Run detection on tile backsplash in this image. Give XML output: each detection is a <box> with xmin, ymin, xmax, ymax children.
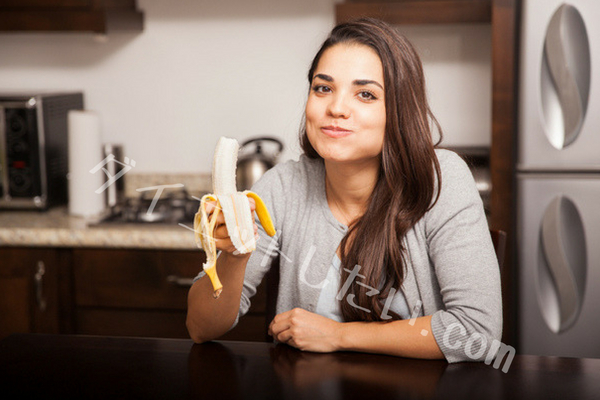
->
<box><xmin>124</xmin><ymin>173</ymin><xmax>212</xmax><ymax>199</ymax></box>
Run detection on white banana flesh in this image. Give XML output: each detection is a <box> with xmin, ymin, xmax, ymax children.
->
<box><xmin>194</xmin><ymin>137</ymin><xmax>276</xmax><ymax>299</ymax></box>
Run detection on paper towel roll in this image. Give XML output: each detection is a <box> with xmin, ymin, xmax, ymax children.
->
<box><xmin>68</xmin><ymin>110</ymin><xmax>106</xmax><ymax>217</ymax></box>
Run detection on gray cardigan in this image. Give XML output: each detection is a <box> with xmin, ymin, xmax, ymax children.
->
<box><xmin>199</xmin><ymin>149</ymin><xmax>502</xmax><ymax>363</ymax></box>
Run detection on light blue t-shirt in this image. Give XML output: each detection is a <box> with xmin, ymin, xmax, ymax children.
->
<box><xmin>315</xmin><ymin>254</ymin><xmax>411</xmax><ymax>321</ymax></box>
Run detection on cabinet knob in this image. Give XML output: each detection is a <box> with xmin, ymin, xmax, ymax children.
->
<box><xmin>34</xmin><ymin>261</ymin><xmax>47</xmax><ymax>312</ymax></box>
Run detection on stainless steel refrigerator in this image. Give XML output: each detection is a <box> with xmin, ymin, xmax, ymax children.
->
<box><xmin>517</xmin><ymin>0</ymin><xmax>600</xmax><ymax>358</ymax></box>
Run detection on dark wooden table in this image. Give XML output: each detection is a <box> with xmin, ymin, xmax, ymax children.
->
<box><xmin>1</xmin><ymin>333</ymin><xmax>600</xmax><ymax>399</ymax></box>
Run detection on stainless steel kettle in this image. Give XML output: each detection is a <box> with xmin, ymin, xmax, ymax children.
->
<box><xmin>236</xmin><ymin>137</ymin><xmax>284</xmax><ymax>190</ymax></box>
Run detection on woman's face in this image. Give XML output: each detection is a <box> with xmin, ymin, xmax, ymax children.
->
<box><xmin>305</xmin><ymin>43</ymin><xmax>386</xmax><ymax>165</ymax></box>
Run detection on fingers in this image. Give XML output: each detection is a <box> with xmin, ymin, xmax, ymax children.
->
<box><xmin>205</xmin><ymin>198</ymin><xmax>256</xmax><ymax>221</ymax></box>
<box><xmin>268</xmin><ymin>309</ymin><xmax>308</xmax><ymax>346</ymax></box>
<box><xmin>203</xmin><ymin>199</ymin><xmax>259</xmax><ymax>254</ymax></box>
<box><xmin>269</xmin><ymin>311</ymin><xmax>294</xmax><ymax>339</ymax></box>
<box><xmin>212</xmin><ymin>220</ymin><xmax>258</xmax><ymax>240</ymax></box>
<box><xmin>206</xmin><ymin>197</ymin><xmax>256</xmax><ymax>212</ymax></box>
<box><xmin>276</xmin><ymin>331</ymin><xmax>294</xmax><ymax>345</ymax></box>
<box><xmin>247</xmin><ymin>196</ymin><xmax>256</xmax><ymax>212</ymax></box>
<box><xmin>270</xmin><ymin>321</ymin><xmax>292</xmax><ymax>343</ymax></box>
<box><xmin>204</xmin><ymin>200</ymin><xmax>219</xmax><ymax>215</ymax></box>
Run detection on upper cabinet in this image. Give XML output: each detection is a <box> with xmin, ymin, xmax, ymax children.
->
<box><xmin>0</xmin><ymin>0</ymin><xmax>144</xmax><ymax>33</ymax></box>
<box><xmin>336</xmin><ymin>0</ymin><xmax>492</xmax><ymax>24</ymax></box>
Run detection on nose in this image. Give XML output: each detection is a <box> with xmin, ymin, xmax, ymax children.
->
<box><xmin>327</xmin><ymin>93</ymin><xmax>350</xmax><ymax>119</ymax></box>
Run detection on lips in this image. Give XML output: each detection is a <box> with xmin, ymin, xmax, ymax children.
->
<box><xmin>321</xmin><ymin>125</ymin><xmax>352</xmax><ymax>138</ymax></box>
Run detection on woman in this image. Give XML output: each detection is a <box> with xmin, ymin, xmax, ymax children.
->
<box><xmin>187</xmin><ymin>18</ymin><xmax>502</xmax><ymax>363</ymax></box>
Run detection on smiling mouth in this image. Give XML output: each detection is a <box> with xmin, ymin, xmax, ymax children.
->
<box><xmin>321</xmin><ymin>125</ymin><xmax>353</xmax><ymax>138</ymax></box>
<box><xmin>322</xmin><ymin>125</ymin><xmax>351</xmax><ymax>132</ymax></box>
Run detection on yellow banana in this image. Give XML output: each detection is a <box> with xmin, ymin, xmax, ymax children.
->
<box><xmin>194</xmin><ymin>137</ymin><xmax>276</xmax><ymax>298</ymax></box>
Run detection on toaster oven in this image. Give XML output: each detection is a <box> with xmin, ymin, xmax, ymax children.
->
<box><xmin>0</xmin><ymin>92</ymin><xmax>83</xmax><ymax>209</ymax></box>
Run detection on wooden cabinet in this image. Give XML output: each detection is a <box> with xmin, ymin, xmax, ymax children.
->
<box><xmin>70</xmin><ymin>248</ymin><xmax>269</xmax><ymax>341</ymax></box>
<box><xmin>0</xmin><ymin>246</ymin><xmax>270</xmax><ymax>342</ymax></box>
<box><xmin>0</xmin><ymin>248</ymin><xmax>64</xmax><ymax>339</ymax></box>
<box><xmin>0</xmin><ymin>0</ymin><xmax>144</xmax><ymax>33</ymax></box>
<box><xmin>336</xmin><ymin>0</ymin><xmax>492</xmax><ymax>25</ymax></box>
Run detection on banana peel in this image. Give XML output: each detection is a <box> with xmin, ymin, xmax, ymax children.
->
<box><xmin>194</xmin><ymin>137</ymin><xmax>276</xmax><ymax>298</ymax></box>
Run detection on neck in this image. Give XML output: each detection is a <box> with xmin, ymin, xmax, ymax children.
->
<box><xmin>324</xmin><ymin>158</ymin><xmax>379</xmax><ymax>224</ymax></box>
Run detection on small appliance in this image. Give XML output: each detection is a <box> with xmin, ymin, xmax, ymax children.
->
<box><xmin>0</xmin><ymin>92</ymin><xmax>84</xmax><ymax>209</ymax></box>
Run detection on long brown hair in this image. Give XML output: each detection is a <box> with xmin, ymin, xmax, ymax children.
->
<box><xmin>300</xmin><ymin>18</ymin><xmax>443</xmax><ymax>322</ymax></box>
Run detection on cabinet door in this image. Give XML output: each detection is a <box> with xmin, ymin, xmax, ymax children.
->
<box><xmin>72</xmin><ymin>248</ymin><xmax>268</xmax><ymax>341</ymax></box>
<box><xmin>73</xmin><ymin>249</ymin><xmax>202</xmax><ymax>310</ymax></box>
<box><xmin>0</xmin><ymin>0</ymin><xmax>144</xmax><ymax>33</ymax></box>
<box><xmin>72</xmin><ymin>249</ymin><xmax>200</xmax><ymax>339</ymax></box>
<box><xmin>0</xmin><ymin>248</ymin><xmax>60</xmax><ymax>339</ymax></box>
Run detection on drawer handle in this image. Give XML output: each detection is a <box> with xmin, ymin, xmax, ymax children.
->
<box><xmin>35</xmin><ymin>261</ymin><xmax>47</xmax><ymax>312</ymax></box>
<box><xmin>166</xmin><ymin>275</ymin><xmax>195</xmax><ymax>287</ymax></box>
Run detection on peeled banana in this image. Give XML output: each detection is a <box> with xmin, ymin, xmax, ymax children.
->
<box><xmin>194</xmin><ymin>137</ymin><xmax>276</xmax><ymax>299</ymax></box>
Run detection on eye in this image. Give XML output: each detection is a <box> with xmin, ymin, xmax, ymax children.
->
<box><xmin>358</xmin><ymin>90</ymin><xmax>377</xmax><ymax>101</ymax></box>
<box><xmin>311</xmin><ymin>84</ymin><xmax>331</xmax><ymax>94</ymax></box>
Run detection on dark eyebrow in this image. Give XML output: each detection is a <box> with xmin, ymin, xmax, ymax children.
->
<box><xmin>353</xmin><ymin>79</ymin><xmax>383</xmax><ymax>90</ymax></box>
<box><xmin>313</xmin><ymin>73</ymin><xmax>333</xmax><ymax>82</ymax></box>
<box><xmin>313</xmin><ymin>74</ymin><xmax>383</xmax><ymax>90</ymax></box>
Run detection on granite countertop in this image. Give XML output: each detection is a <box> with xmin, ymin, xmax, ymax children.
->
<box><xmin>0</xmin><ymin>207</ymin><xmax>200</xmax><ymax>250</ymax></box>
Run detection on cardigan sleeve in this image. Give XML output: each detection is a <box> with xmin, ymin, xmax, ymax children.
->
<box><xmin>426</xmin><ymin>150</ymin><xmax>503</xmax><ymax>363</ymax></box>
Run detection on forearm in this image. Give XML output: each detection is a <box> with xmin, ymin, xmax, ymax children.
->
<box><xmin>186</xmin><ymin>252</ymin><xmax>250</xmax><ymax>343</ymax></box>
<box><xmin>338</xmin><ymin>315</ymin><xmax>445</xmax><ymax>360</ymax></box>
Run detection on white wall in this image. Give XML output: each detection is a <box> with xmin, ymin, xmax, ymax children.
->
<box><xmin>0</xmin><ymin>0</ymin><xmax>490</xmax><ymax>173</ymax></box>
<box><xmin>398</xmin><ymin>24</ymin><xmax>492</xmax><ymax>147</ymax></box>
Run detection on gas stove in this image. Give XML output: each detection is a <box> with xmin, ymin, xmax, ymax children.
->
<box><xmin>96</xmin><ymin>188</ymin><xmax>202</xmax><ymax>225</ymax></box>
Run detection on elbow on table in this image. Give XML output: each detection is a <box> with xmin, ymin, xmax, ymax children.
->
<box><xmin>434</xmin><ymin>312</ymin><xmax>504</xmax><ymax>363</ymax></box>
<box><xmin>186</xmin><ymin>317</ymin><xmax>206</xmax><ymax>344</ymax></box>
<box><xmin>439</xmin><ymin>328</ymin><xmax>504</xmax><ymax>363</ymax></box>
<box><xmin>186</xmin><ymin>313</ymin><xmax>220</xmax><ymax>344</ymax></box>
<box><xmin>186</xmin><ymin>313</ymin><xmax>239</xmax><ymax>344</ymax></box>
<box><xmin>481</xmin><ymin>319</ymin><xmax>505</xmax><ymax>362</ymax></box>
<box><xmin>469</xmin><ymin>327</ymin><xmax>504</xmax><ymax>363</ymax></box>
<box><xmin>190</xmin><ymin>335</ymin><xmax>206</xmax><ymax>345</ymax></box>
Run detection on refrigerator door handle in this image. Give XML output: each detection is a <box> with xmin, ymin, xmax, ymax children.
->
<box><xmin>540</xmin><ymin>196</ymin><xmax>586</xmax><ymax>333</ymax></box>
<box><xmin>541</xmin><ymin>4</ymin><xmax>590</xmax><ymax>149</ymax></box>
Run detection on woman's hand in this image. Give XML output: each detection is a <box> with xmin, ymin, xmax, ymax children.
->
<box><xmin>268</xmin><ymin>308</ymin><xmax>344</xmax><ymax>353</ymax></box>
<box><xmin>204</xmin><ymin>197</ymin><xmax>258</xmax><ymax>257</ymax></box>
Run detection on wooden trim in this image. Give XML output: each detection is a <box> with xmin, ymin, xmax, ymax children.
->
<box><xmin>0</xmin><ymin>0</ymin><xmax>135</xmax><ymax>9</ymax></box>
<box><xmin>490</xmin><ymin>0</ymin><xmax>519</xmax><ymax>346</ymax></box>
<box><xmin>0</xmin><ymin>11</ymin><xmax>106</xmax><ymax>32</ymax></box>
<box><xmin>344</xmin><ymin>0</ymin><xmax>490</xmax><ymax>2</ymax></box>
<box><xmin>490</xmin><ymin>229</ymin><xmax>507</xmax><ymax>269</ymax></box>
<box><xmin>0</xmin><ymin>0</ymin><xmax>90</xmax><ymax>7</ymax></box>
<box><xmin>0</xmin><ymin>1</ymin><xmax>143</xmax><ymax>33</ymax></box>
<box><xmin>336</xmin><ymin>1</ymin><xmax>492</xmax><ymax>25</ymax></box>
<box><xmin>93</xmin><ymin>0</ymin><xmax>136</xmax><ymax>9</ymax></box>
